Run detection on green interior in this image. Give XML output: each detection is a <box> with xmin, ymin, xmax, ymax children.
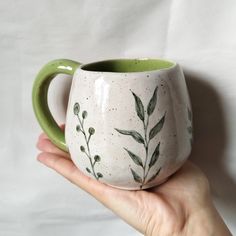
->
<box><xmin>81</xmin><ymin>59</ymin><xmax>174</xmax><ymax>73</ymax></box>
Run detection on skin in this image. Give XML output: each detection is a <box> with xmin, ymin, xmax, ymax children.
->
<box><xmin>36</xmin><ymin>131</ymin><xmax>232</xmax><ymax>236</ymax></box>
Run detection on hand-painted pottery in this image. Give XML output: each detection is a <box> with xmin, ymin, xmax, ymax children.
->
<box><xmin>32</xmin><ymin>58</ymin><xmax>193</xmax><ymax>190</ymax></box>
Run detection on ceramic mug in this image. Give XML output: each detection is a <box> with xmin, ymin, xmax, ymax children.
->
<box><xmin>32</xmin><ymin>58</ymin><xmax>193</xmax><ymax>190</ymax></box>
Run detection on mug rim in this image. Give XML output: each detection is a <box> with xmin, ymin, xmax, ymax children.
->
<box><xmin>79</xmin><ymin>57</ymin><xmax>177</xmax><ymax>74</ymax></box>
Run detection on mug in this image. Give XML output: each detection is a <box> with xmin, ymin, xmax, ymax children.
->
<box><xmin>32</xmin><ymin>58</ymin><xmax>193</xmax><ymax>190</ymax></box>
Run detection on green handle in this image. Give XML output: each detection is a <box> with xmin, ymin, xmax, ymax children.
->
<box><xmin>32</xmin><ymin>59</ymin><xmax>81</xmax><ymax>152</ymax></box>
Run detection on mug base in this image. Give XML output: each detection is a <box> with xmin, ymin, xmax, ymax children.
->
<box><xmin>106</xmin><ymin>177</ymin><xmax>169</xmax><ymax>191</ymax></box>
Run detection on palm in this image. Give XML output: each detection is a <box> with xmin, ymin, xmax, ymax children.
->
<box><xmin>37</xmin><ymin>133</ymin><xmax>209</xmax><ymax>236</ymax></box>
<box><xmin>104</xmin><ymin>161</ymin><xmax>209</xmax><ymax>235</ymax></box>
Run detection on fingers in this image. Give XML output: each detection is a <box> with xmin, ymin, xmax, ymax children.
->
<box><xmin>37</xmin><ymin>133</ymin><xmax>70</xmax><ymax>159</ymax></box>
<box><xmin>36</xmin><ymin>128</ymin><xmax>142</xmax><ymax>227</ymax></box>
<box><xmin>38</xmin><ymin>132</ymin><xmax>48</xmax><ymax>140</ymax></box>
<box><xmin>37</xmin><ymin>152</ymin><xmax>116</xmax><ymax>203</ymax></box>
<box><xmin>36</xmin><ymin>152</ymin><xmax>146</xmax><ymax>234</ymax></box>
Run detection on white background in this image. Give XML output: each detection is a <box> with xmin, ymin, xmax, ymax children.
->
<box><xmin>0</xmin><ymin>0</ymin><xmax>236</xmax><ymax>235</ymax></box>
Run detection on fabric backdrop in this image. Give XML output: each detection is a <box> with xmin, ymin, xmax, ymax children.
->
<box><xmin>0</xmin><ymin>0</ymin><xmax>235</xmax><ymax>235</ymax></box>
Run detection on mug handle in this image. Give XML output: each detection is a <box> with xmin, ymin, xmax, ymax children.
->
<box><xmin>32</xmin><ymin>59</ymin><xmax>81</xmax><ymax>152</ymax></box>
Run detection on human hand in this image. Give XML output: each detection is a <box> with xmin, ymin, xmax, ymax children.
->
<box><xmin>36</xmin><ymin>131</ymin><xmax>231</xmax><ymax>236</ymax></box>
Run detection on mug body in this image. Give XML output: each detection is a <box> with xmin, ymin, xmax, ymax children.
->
<box><xmin>65</xmin><ymin>59</ymin><xmax>193</xmax><ymax>190</ymax></box>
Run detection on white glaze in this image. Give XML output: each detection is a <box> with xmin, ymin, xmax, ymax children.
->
<box><xmin>65</xmin><ymin>61</ymin><xmax>192</xmax><ymax>190</ymax></box>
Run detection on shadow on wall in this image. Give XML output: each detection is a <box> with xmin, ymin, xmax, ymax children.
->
<box><xmin>185</xmin><ymin>71</ymin><xmax>236</xmax><ymax>208</ymax></box>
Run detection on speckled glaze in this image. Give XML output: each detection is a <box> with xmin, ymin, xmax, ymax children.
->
<box><xmin>33</xmin><ymin>58</ymin><xmax>193</xmax><ymax>190</ymax></box>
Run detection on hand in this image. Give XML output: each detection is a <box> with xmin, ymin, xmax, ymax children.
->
<box><xmin>36</xmin><ymin>132</ymin><xmax>231</xmax><ymax>236</ymax></box>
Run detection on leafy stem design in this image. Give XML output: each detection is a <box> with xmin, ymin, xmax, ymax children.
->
<box><xmin>115</xmin><ymin>86</ymin><xmax>165</xmax><ymax>188</ymax></box>
<box><xmin>74</xmin><ymin>103</ymin><xmax>103</xmax><ymax>180</ymax></box>
<box><xmin>142</xmin><ymin>115</ymin><xmax>149</xmax><ymax>185</ymax></box>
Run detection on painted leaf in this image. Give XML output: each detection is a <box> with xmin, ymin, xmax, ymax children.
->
<box><xmin>147</xmin><ymin>86</ymin><xmax>158</xmax><ymax>116</ymax></box>
<box><xmin>115</xmin><ymin>128</ymin><xmax>145</xmax><ymax>144</ymax></box>
<box><xmin>188</xmin><ymin>108</ymin><xmax>192</xmax><ymax>121</ymax></box>
<box><xmin>187</xmin><ymin>126</ymin><xmax>193</xmax><ymax>134</ymax></box>
<box><xmin>88</xmin><ymin>127</ymin><xmax>95</xmax><ymax>135</ymax></box>
<box><xmin>147</xmin><ymin>167</ymin><xmax>161</xmax><ymax>183</ymax></box>
<box><xmin>149</xmin><ymin>142</ymin><xmax>160</xmax><ymax>169</ymax></box>
<box><xmin>86</xmin><ymin>167</ymin><xmax>91</xmax><ymax>173</ymax></box>
<box><xmin>94</xmin><ymin>155</ymin><xmax>101</xmax><ymax>162</ymax></box>
<box><xmin>130</xmin><ymin>168</ymin><xmax>142</xmax><ymax>183</ymax></box>
<box><xmin>73</xmin><ymin>102</ymin><xmax>80</xmax><ymax>115</ymax></box>
<box><xmin>80</xmin><ymin>145</ymin><xmax>85</xmax><ymax>152</ymax></box>
<box><xmin>124</xmin><ymin>148</ymin><xmax>143</xmax><ymax>167</ymax></box>
<box><xmin>97</xmin><ymin>172</ymin><xmax>103</xmax><ymax>178</ymax></box>
<box><xmin>82</xmin><ymin>110</ymin><xmax>88</xmax><ymax>119</ymax></box>
<box><xmin>149</xmin><ymin>113</ymin><xmax>165</xmax><ymax>140</ymax></box>
<box><xmin>76</xmin><ymin>125</ymin><xmax>81</xmax><ymax>132</ymax></box>
<box><xmin>132</xmin><ymin>92</ymin><xmax>145</xmax><ymax>121</ymax></box>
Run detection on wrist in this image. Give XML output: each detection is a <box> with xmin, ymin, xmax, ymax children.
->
<box><xmin>184</xmin><ymin>199</ymin><xmax>231</xmax><ymax>236</ymax></box>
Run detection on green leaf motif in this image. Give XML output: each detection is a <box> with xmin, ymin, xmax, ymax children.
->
<box><xmin>188</xmin><ymin>108</ymin><xmax>192</xmax><ymax>121</ymax></box>
<box><xmin>147</xmin><ymin>167</ymin><xmax>161</xmax><ymax>183</ymax></box>
<box><xmin>86</xmin><ymin>167</ymin><xmax>91</xmax><ymax>173</ymax></box>
<box><xmin>147</xmin><ymin>86</ymin><xmax>158</xmax><ymax>116</ymax></box>
<box><xmin>149</xmin><ymin>113</ymin><xmax>165</xmax><ymax>140</ymax></box>
<box><xmin>130</xmin><ymin>168</ymin><xmax>142</xmax><ymax>183</ymax></box>
<box><xmin>74</xmin><ymin>101</ymin><xmax>103</xmax><ymax>181</ymax></box>
<box><xmin>74</xmin><ymin>102</ymin><xmax>80</xmax><ymax>115</ymax></box>
<box><xmin>89</xmin><ymin>127</ymin><xmax>95</xmax><ymax>135</ymax></box>
<box><xmin>80</xmin><ymin>145</ymin><xmax>85</xmax><ymax>152</ymax></box>
<box><xmin>149</xmin><ymin>142</ymin><xmax>160</xmax><ymax>169</ymax></box>
<box><xmin>97</xmin><ymin>172</ymin><xmax>103</xmax><ymax>178</ymax></box>
<box><xmin>76</xmin><ymin>125</ymin><xmax>81</xmax><ymax>132</ymax></box>
<box><xmin>132</xmin><ymin>92</ymin><xmax>145</xmax><ymax>121</ymax></box>
<box><xmin>82</xmin><ymin>110</ymin><xmax>88</xmax><ymax>119</ymax></box>
<box><xmin>115</xmin><ymin>128</ymin><xmax>145</xmax><ymax>144</ymax></box>
<box><xmin>124</xmin><ymin>148</ymin><xmax>143</xmax><ymax>167</ymax></box>
<box><xmin>94</xmin><ymin>155</ymin><xmax>101</xmax><ymax>162</ymax></box>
